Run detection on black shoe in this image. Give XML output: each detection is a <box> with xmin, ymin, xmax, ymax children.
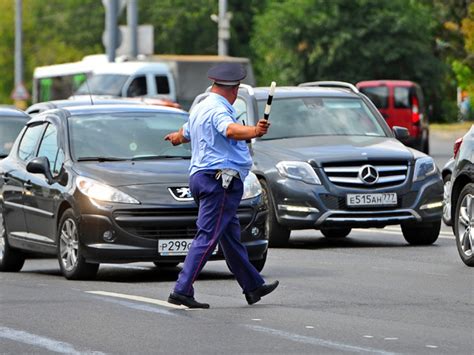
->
<box><xmin>245</xmin><ymin>280</ymin><xmax>279</xmax><ymax>305</ymax></box>
<box><xmin>168</xmin><ymin>292</ymin><xmax>210</xmax><ymax>309</ymax></box>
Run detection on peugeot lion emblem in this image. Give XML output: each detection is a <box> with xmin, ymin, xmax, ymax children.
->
<box><xmin>358</xmin><ymin>165</ymin><xmax>379</xmax><ymax>185</ymax></box>
<box><xmin>169</xmin><ymin>187</ymin><xmax>193</xmax><ymax>201</ymax></box>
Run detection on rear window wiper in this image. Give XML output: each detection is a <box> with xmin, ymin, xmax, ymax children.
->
<box><xmin>0</xmin><ymin>154</ymin><xmax>8</xmax><ymax>159</ymax></box>
<box><xmin>77</xmin><ymin>156</ymin><xmax>129</xmax><ymax>162</ymax></box>
<box><xmin>131</xmin><ymin>155</ymin><xmax>190</xmax><ymax>161</ymax></box>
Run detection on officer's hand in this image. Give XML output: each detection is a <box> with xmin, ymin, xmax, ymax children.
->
<box><xmin>255</xmin><ymin>119</ymin><xmax>270</xmax><ymax>137</ymax></box>
<box><xmin>164</xmin><ymin>131</ymin><xmax>183</xmax><ymax>146</ymax></box>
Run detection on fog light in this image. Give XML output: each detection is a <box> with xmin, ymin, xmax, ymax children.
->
<box><xmin>278</xmin><ymin>204</ymin><xmax>319</xmax><ymax>213</ymax></box>
<box><xmin>103</xmin><ymin>230</ymin><xmax>115</xmax><ymax>242</ymax></box>
<box><xmin>251</xmin><ymin>227</ymin><xmax>259</xmax><ymax>237</ymax></box>
<box><xmin>420</xmin><ymin>201</ymin><xmax>443</xmax><ymax>210</ymax></box>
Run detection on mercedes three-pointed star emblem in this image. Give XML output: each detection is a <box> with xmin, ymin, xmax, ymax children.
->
<box><xmin>358</xmin><ymin>165</ymin><xmax>379</xmax><ymax>185</ymax></box>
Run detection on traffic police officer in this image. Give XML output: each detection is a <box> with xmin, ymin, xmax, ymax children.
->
<box><xmin>164</xmin><ymin>63</ymin><xmax>279</xmax><ymax>308</ymax></box>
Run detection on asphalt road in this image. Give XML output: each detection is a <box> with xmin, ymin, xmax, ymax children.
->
<box><xmin>1</xmin><ymin>128</ymin><xmax>473</xmax><ymax>354</ymax></box>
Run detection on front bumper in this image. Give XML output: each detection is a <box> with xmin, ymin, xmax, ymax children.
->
<box><xmin>77</xmin><ymin>197</ymin><xmax>268</xmax><ymax>264</ymax></box>
<box><xmin>271</xmin><ymin>174</ymin><xmax>443</xmax><ymax>229</ymax></box>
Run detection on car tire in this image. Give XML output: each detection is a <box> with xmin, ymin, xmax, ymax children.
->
<box><xmin>0</xmin><ymin>214</ymin><xmax>26</xmax><ymax>272</ymax></box>
<box><xmin>260</xmin><ymin>179</ymin><xmax>290</xmax><ymax>247</ymax></box>
<box><xmin>153</xmin><ymin>261</ymin><xmax>179</xmax><ymax>267</ymax></box>
<box><xmin>320</xmin><ymin>227</ymin><xmax>351</xmax><ymax>238</ymax></box>
<box><xmin>454</xmin><ymin>183</ymin><xmax>474</xmax><ymax>267</ymax></box>
<box><xmin>57</xmin><ymin>209</ymin><xmax>99</xmax><ymax>280</ymax></box>
<box><xmin>401</xmin><ymin>220</ymin><xmax>441</xmax><ymax>245</ymax></box>
<box><xmin>442</xmin><ymin>173</ymin><xmax>452</xmax><ymax>226</ymax></box>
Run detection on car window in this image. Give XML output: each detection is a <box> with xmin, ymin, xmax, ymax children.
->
<box><xmin>256</xmin><ymin>97</ymin><xmax>386</xmax><ymax>140</ymax></box>
<box><xmin>233</xmin><ymin>97</ymin><xmax>248</xmax><ymax>124</ymax></box>
<box><xmin>394</xmin><ymin>87</ymin><xmax>411</xmax><ymax>108</ymax></box>
<box><xmin>18</xmin><ymin>123</ymin><xmax>47</xmax><ymax>161</ymax></box>
<box><xmin>127</xmin><ymin>76</ymin><xmax>147</xmax><ymax>97</ymax></box>
<box><xmin>68</xmin><ymin>112</ymin><xmax>191</xmax><ymax>160</ymax></box>
<box><xmin>37</xmin><ymin>123</ymin><xmax>62</xmax><ymax>176</ymax></box>
<box><xmin>75</xmin><ymin>74</ymin><xmax>128</xmax><ymax>96</ymax></box>
<box><xmin>0</xmin><ymin>117</ymin><xmax>27</xmax><ymax>156</ymax></box>
<box><xmin>155</xmin><ymin>75</ymin><xmax>170</xmax><ymax>94</ymax></box>
<box><xmin>359</xmin><ymin>87</ymin><xmax>388</xmax><ymax>109</ymax></box>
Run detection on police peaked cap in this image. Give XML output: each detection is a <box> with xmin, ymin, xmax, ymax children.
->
<box><xmin>207</xmin><ymin>63</ymin><xmax>247</xmax><ymax>86</ymax></box>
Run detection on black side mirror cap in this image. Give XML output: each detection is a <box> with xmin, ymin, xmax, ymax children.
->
<box><xmin>26</xmin><ymin>156</ymin><xmax>54</xmax><ymax>184</ymax></box>
<box><xmin>392</xmin><ymin>126</ymin><xmax>410</xmax><ymax>141</ymax></box>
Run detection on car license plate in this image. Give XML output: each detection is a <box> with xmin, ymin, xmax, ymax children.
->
<box><xmin>346</xmin><ymin>193</ymin><xmax>397</xmax><ymax>207</ymax></box>
<box><xmin>158</xmin><ymin>239</ymin><xmax>217</xmax><ymax>256</ymax></box>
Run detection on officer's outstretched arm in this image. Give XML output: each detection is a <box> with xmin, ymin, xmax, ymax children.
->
<box><xmin>226</xmin><ymin>119</ymin><xmax>270</xmax><ymax>140</ymax></box>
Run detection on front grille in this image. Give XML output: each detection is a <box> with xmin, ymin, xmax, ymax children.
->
<box><xmin>322</xmin><ymin>161</ymin><xmax>409</xmax><ymax>189</ymax></box>
<box><xmin>126</xmin><ymin>226</ymin><xmax>197</xmax><ymax>239</ymax></box>
<box><xmin>113</xmin><ymin>207</ymin><xmax>255</xmax><ymax>240</ymax></box>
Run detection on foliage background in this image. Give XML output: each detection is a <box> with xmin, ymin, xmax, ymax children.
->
<box><xmin>0</xmin><ymin>0</ymin><xmax>471</xmax><ymax>122</ymax></box>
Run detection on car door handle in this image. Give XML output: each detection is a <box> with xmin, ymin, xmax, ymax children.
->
<box><xmin>23</xmin><ymin>181</ymin><xmax>33</xmax><ymax>189</ymax></box>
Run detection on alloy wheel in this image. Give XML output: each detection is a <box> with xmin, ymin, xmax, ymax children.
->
<box><xmin>457</xmin><ymin>193</ymin><xmax>474</xmax><ymax>258</ymax></box>
<box><xmin>59</xmin><ymin>218</ymin><xmax>79</xmax><ymax>271</ymax></box>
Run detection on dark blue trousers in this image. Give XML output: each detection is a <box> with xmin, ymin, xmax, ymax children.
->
<box><xmin>174</xmin><ymin>170</ymin><xmax>264</xmax><ymax>297</ymax></box>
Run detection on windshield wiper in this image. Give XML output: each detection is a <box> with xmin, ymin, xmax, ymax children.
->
<box><xmin>131</xmin><ymin>155</ymin><xmax>190</xmax><ymax>161</ymax></box>
<box><xmin>77</xmin><ymin>156</ymin><xmax>129</xmax><ymax>162</ymax></box>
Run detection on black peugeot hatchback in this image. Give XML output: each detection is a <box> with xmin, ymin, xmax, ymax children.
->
<box><xmin>0</xmin><ymin>105</ymin><xmax>267</xmax><ymax>279</ymax></box>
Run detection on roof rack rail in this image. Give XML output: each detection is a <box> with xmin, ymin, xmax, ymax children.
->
<box><xmin>298</xmin><ymin>81</ymin><xmax>359</xmax><ymax>93</ymax></box>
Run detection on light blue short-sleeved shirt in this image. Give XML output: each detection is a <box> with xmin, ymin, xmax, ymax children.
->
<box><xmin>182</xmin><ymin>93</ymin><xmax>252</xmax><ymax>180</ymax></box>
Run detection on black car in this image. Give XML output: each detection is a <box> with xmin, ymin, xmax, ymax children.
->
<box><xmin>193</xmin><ymin>83</ymin><xmax>443</xmax><ymax>247</ymax></box>
<box><xmin>0</xmin><ymin>105</ymin><xmax>267</xmax><ymax>279</ymax></box>
<box><xmin>0</xmin><ymin>107</ymin><xmax>29</xmax><ymax>159</ymax></box>
<box><xmin>447</xmin><ymin>125</ymin><xmax>473</xmax><ymax>266</ymax></box>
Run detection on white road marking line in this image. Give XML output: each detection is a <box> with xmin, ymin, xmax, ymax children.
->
<box><xmin>426</xmin><ymin>345</ymin><xmax>438</xmax><ymax>349</ymax></box>
<box><xmin>363</xmin><ymin>335</ymin><xmax>374</xmax><ymax>338</ymax></box>
<box><xmin>85</xmin><ymin>291</ymin><xmax>187</xmax><ymax>310</ymax></box>
<box><xmin>305</xmin><ymin>326</ymin><xmax>315</xmax><ymax>329</ymax></box>
<box><xmin>246</xmin><ymin>325</ymin><xmax>396</xmax><ymax>354</ymax></box>
<box><xmin>384</xmin><ymin>337</ymin><xmax>398</xmax><ymax>340</ymax></box>
<box><xmin>101</xmin><ymin>264</ymin><xmax>152</xmax><ymax>271</ymax></box>
<box><xmin>252</xmin><ymin>318</ymin><xmax>262</xmax><ymax>321</ymax></box>
<box><xmin>0</xmin><ymin>326</ymin><xmax>105</xmax><ymax>354</ymax></box>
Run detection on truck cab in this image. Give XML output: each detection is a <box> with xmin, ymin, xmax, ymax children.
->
<box><xmin>75</xmin><ymin>62</ymin><xmax>176</xmax><ymax>103</ymax></box>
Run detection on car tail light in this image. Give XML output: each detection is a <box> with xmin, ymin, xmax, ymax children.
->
<box><xmin>411</xmin><ymin>96</ymin><xmax>420</xmax><ymax>124</ymax></box>
<box><xmin>453</xmin><ymin>137</ymin><xmax>463</xmax><ymax>158</ymax></box>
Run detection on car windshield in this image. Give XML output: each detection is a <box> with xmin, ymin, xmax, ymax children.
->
<box><xmin>0</xmin><ymin>118</ymin><xmax>26</xmax><ymax>156</ymax></box>
<box><xmin>68</xmin><ymin>112</ymin><xmax>191</xmax><ymax>160</ymax></box>
<box><xmin>75</xmin><ymin>74</ymin><xmax>129</xmax><ymax>96</ymax></box>
<box><xmin>257</xmin><ymin>97</ymin><xmax>387</xmax><ymax>140</ymax></box>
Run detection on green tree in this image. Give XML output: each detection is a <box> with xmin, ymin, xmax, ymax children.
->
<box><xmin>251</xmin><ymin>0</ymin><xmax>447</xmax><ymax>120</ymax></box>
<box><xmin>0</xmin><ymin>0</ymin><xmax>104</xmax><ymax>103</ymax></box>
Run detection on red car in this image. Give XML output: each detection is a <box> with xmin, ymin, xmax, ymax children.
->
<box><xmin>356</xmin><ymin>80</ymin><xmax>429</xmax><ymax>154</ymax></box>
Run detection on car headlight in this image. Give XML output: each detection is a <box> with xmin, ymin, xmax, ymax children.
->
<box><xmin>242</xmin><ymin>172</ymin><xmax>262</xmax><ymax>200</ymax></box>
<box><xmin>276</xmin><ymin>161</ymin><xmax>321</xmax><ymax>185</ymax></box>
<box><xmin>76</xmin><ymin>176</ymin><xmax>140</xmax><ymax>204</ymax></box>
<box><xmin>413</xmin><ymin>157</ymin><xmax>437</xmax><ymax>182</ymax></box>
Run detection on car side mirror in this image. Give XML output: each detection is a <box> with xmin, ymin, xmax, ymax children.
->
<box><xmin>392</xmin><ymin>126</ymin><xmax>409</xmax><ymax>141</ymax></box>
<box><xmin>26</xmin><ymin>156</ymin><xmax>54</xmax><ymax>184</ymax></box>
